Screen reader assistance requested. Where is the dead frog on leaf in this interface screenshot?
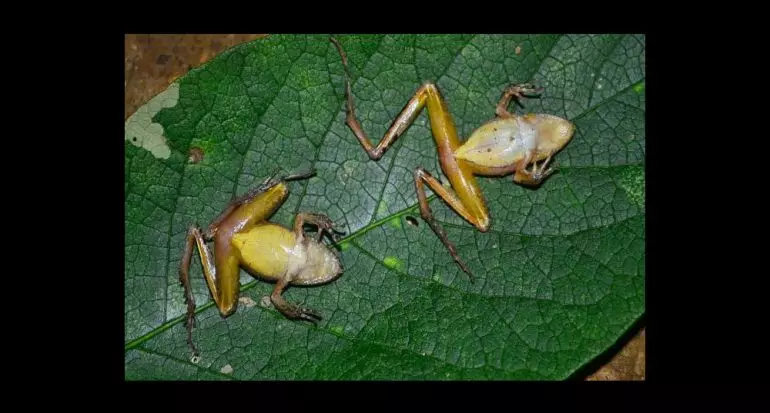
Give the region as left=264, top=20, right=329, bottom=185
left=179, top=169, right=344, bottom=361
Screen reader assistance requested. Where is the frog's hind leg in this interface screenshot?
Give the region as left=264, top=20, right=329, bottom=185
left=178, top=168, right=317, bottom=360
left=330, top=36, right=431, bottom=160
left=178, top=225, right=216, bottom=360
left=207, top=168, right=317, bottom=238
left=413, top=167, right=485, bottom=283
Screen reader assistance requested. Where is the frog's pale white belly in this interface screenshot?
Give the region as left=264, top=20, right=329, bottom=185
left=231, top=223, right=343, bottom=286
left=454, top=117, right=537, bottom=168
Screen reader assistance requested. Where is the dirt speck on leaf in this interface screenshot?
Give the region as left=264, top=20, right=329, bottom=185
left=220, top=364, right=234, bottom=375
left=515, top=45, right=522, bottom=55
left=239, top=295, right=257, bottom=308
left=260, top=296, right=272, bottom=308
left=188, top=146, right=204, bottom=164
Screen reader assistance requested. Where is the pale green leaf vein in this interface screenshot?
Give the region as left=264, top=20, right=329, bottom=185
left=571, top=79, right=644, bottom=123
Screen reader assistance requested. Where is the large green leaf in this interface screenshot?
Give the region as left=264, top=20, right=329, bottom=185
left=124, top=34, right=645, bottom=380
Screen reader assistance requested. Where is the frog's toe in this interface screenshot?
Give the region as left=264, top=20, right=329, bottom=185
left=299, top=307, right=322, bottom=324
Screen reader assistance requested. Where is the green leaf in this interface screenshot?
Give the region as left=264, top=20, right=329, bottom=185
left=124, top=34, right=645, bottom=380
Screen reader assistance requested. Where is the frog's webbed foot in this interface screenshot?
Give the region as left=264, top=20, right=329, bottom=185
left=513, top=154, right=557, bottom=186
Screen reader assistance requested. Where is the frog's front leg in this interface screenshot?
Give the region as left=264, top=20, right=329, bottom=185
left=495, top=83, right=543, bottom=119
left=293, top=212, right=338, bottom=242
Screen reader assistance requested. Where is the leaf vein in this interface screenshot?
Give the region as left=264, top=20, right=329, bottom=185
left=133, top=346, right=234, bottom=380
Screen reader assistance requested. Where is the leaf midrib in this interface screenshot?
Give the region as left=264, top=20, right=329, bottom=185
left=129, top=209, right=641, bottom=380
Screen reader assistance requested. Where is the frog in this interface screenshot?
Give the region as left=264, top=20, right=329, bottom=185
left=178, top=169, right=343, bottom=360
